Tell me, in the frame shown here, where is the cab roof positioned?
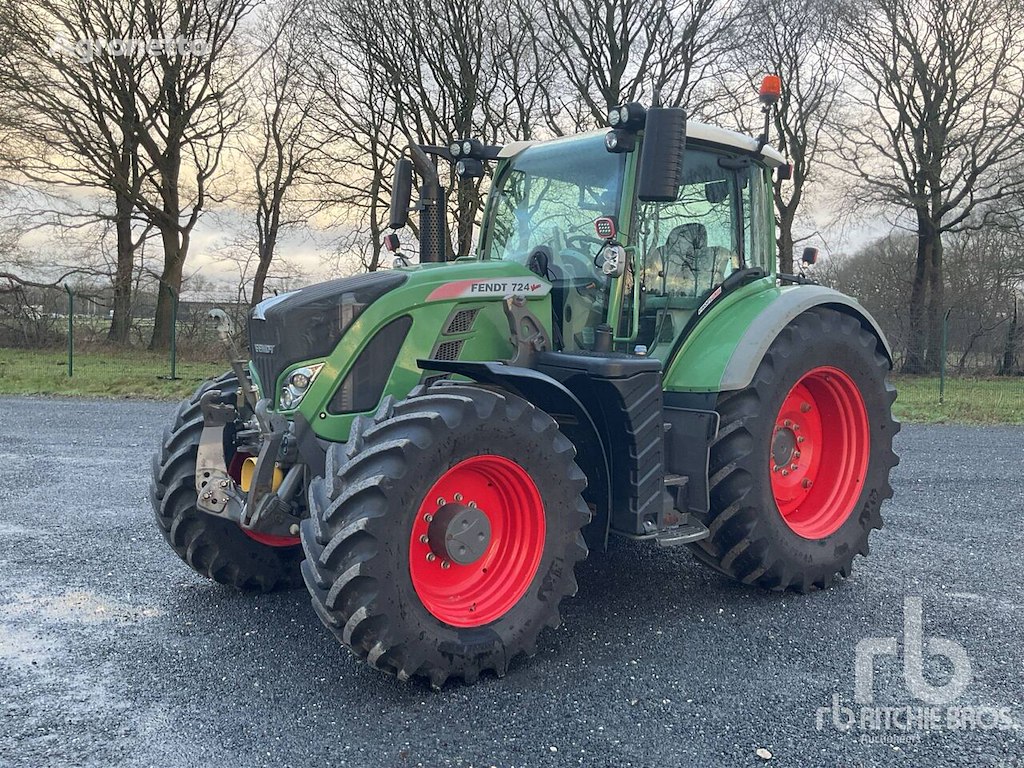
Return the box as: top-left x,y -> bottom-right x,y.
498,122 -> 786,166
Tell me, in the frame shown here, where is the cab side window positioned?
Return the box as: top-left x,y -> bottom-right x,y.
633,148 -> 772,356
637,150 -> 742,303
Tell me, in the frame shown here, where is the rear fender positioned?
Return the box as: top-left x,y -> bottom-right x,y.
664,284 -> 893,393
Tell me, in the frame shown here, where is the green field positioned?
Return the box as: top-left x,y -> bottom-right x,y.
0,348 -> 219,400
890,375 -> 1024,425
1,347 -> 1021,424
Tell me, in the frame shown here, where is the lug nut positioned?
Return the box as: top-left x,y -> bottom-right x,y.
419,534 -> 429,544
772,465 -> 780,472
790,463 -> 798,470
802,479 -> 813,489
436,497 -> 446,507
440,560 -> 450,570
784,419 -> 792,427
423,513 -> 433,523
220,480 -> 228,488
798,436 -> 805,443
426,553 -> 436,562
793,451 -> 801,459
468,501 -> 477,508
782,470 -> 789,476
453,493 -> 463,502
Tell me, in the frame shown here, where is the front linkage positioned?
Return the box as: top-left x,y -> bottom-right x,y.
193,372 -> 325,542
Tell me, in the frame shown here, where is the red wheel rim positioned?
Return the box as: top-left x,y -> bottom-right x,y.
226,453 -> 300,548
409,455 -> 546,628
769,366 -> 870,539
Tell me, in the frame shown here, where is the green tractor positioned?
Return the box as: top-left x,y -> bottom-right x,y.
150,85 -> 898,687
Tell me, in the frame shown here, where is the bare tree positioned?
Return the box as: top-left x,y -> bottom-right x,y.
131,0 -> 261,350
310,0 -> 555,269
533,0 -> 741,127
722,0 -> 842,274
241,2 -> 330,305
0,0 -> 153,343
836,0 -> 1024,372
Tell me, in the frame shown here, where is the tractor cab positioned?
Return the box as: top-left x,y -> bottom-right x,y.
391,103 -> 785,365
475,123 -> 783,361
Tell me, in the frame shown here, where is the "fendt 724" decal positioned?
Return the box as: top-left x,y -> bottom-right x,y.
427,278 -> 552,301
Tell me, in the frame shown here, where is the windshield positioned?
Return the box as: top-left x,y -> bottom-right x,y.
482,134 -> 626,283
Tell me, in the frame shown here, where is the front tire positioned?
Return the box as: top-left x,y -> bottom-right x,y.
690,308 -> 899,592
301,384 -> 590,687
150,373 -> 304,592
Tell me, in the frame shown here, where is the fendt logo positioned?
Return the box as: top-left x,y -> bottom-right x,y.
252,343 -> 275,354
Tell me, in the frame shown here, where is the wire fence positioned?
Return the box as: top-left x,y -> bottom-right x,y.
2,283 -> 1022,420
0,284 -> 246,378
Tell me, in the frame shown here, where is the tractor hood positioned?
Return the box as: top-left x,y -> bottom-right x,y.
248,270 -> 407,395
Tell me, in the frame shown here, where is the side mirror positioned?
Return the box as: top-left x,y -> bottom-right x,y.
388,157 -> 414,229
801,247 -> 819,265
777,163 -> 793,181
637,107 -> 687,202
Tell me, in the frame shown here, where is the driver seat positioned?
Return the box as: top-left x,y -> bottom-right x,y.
660,223 -> 706,297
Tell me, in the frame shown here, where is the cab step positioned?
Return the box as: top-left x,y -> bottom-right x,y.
655,513 -> 710,547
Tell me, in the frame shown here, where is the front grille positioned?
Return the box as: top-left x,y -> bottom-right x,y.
444,308 -> 479,335
248,270 -> 406,399
433,339 -> 464,361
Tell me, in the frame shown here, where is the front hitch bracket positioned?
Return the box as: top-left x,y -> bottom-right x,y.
195,390 -> 245,521
194,392 -> 303,538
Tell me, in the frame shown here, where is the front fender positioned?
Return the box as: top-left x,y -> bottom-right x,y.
417,359 -> 612,550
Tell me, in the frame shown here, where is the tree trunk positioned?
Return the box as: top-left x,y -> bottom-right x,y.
455,179 -> 477,259
923,226 -> 945,372
148,226 -> 185,351
106,191 -> 135,344
777,205 -> 795,275
1000,299 -> 1019,375
251,235 -> 275,307
903,209 -> 934,374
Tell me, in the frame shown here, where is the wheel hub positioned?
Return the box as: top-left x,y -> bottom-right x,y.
771,426 -> 797,468
409,455 -> 546,628
427,503 -> 492,565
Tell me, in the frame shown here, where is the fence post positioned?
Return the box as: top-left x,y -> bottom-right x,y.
939,307 -> 952,404
64,284 -> 74,378
168,284 -> 179,380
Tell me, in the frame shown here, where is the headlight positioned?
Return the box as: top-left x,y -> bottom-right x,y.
278,363 -> 324,410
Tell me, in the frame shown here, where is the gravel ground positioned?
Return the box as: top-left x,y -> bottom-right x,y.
0,395 -> 1021,768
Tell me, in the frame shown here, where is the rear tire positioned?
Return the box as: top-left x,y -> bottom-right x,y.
150,372 -> 304,592
301,384 -> 590,687
690,308 -> 899,592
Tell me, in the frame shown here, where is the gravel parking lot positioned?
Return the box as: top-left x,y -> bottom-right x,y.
1,395 -> 1021,768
